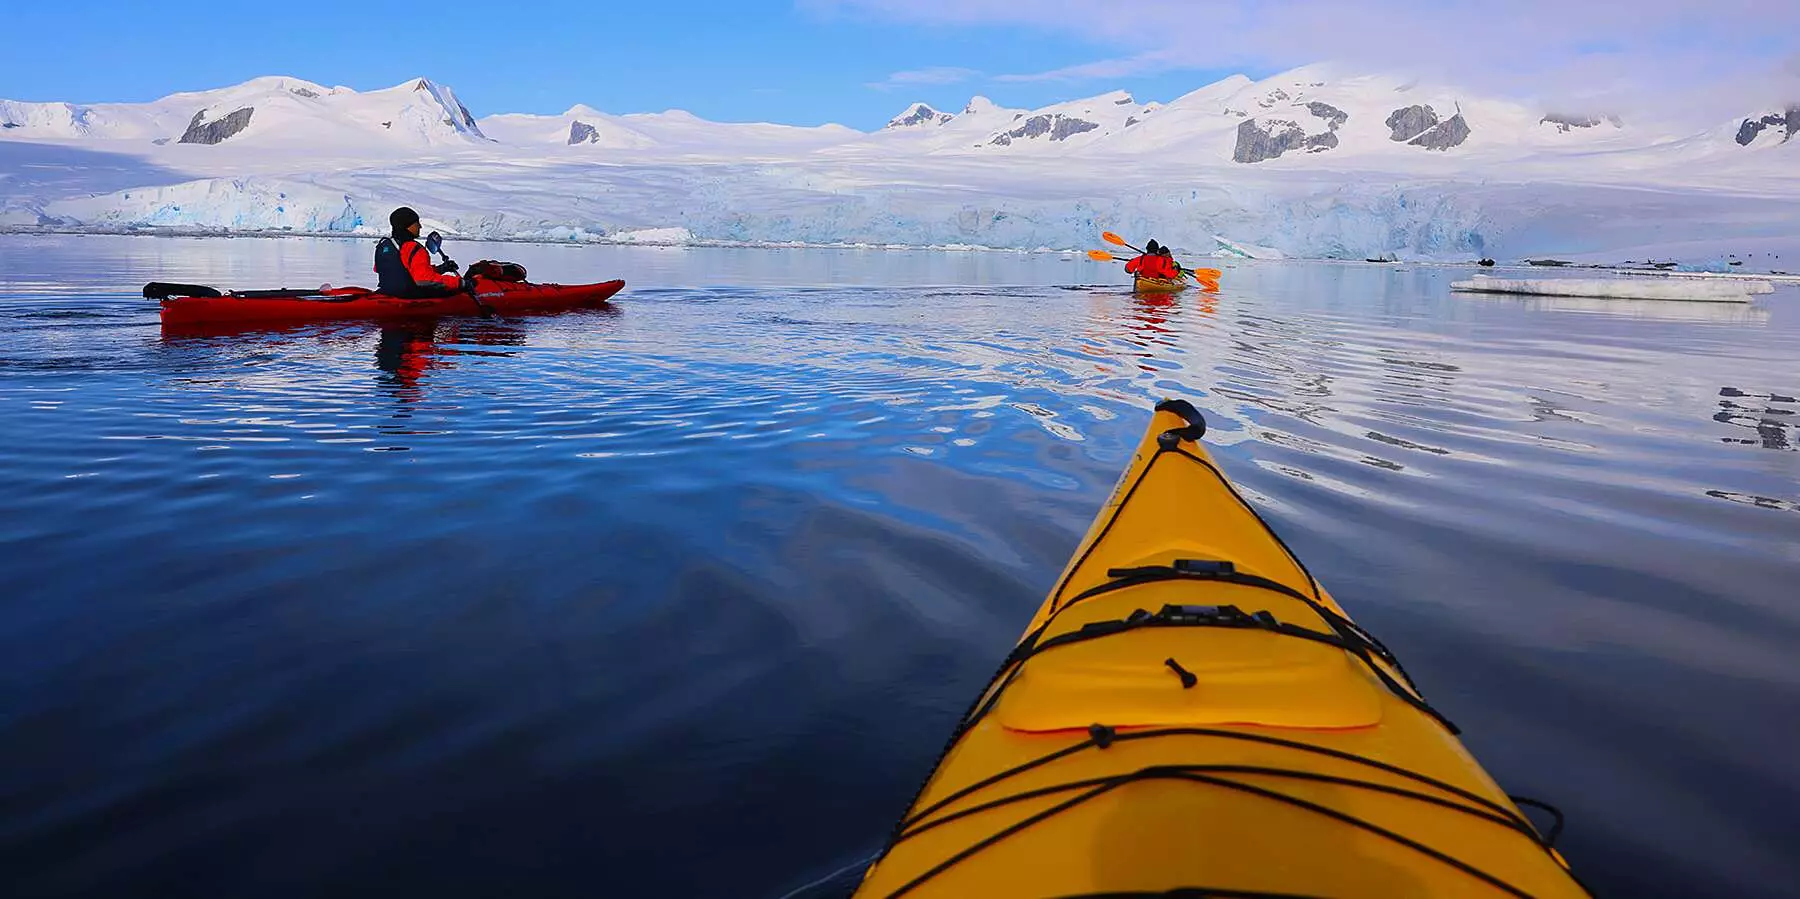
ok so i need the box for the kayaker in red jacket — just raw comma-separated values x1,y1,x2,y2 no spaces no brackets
1125,240,1179,280
374,207,462,296
1157,245,1186,279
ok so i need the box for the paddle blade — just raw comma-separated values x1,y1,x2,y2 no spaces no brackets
425,231,443,256
1087,250,1120,262
144,282,222,300
1188,267,1223,280
1101,231,1130,247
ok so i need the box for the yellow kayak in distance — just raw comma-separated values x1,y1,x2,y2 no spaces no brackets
853,400,1589,899
1132,275,1189,293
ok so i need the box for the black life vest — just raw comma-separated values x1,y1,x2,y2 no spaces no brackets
373,237,452,298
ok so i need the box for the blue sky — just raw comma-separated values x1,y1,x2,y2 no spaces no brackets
3,0,1796,129
0,0,1247,129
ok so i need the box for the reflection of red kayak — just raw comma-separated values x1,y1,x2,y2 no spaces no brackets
157,278,625,326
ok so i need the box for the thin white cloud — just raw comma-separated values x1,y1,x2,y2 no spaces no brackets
994,50,1184,83
866,66,983,91
816,0,1800,124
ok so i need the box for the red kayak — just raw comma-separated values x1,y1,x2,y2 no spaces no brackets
153,278,625,326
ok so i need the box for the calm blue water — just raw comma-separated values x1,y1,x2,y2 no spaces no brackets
1,235,1797,898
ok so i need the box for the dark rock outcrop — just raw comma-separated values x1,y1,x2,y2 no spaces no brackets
1387,105,1438,142
1386,104,1470,150
291,87,320,99
1233,118,1338,163
1540,112,1623,132
1541,113,1600,132
1306,102,1348,129
1737,114,1778,145
569,121,599,144
1735,105,1800,146
990,114,1099,146
1233,101,1348,163
1410,113,1470,150
178,106,254,144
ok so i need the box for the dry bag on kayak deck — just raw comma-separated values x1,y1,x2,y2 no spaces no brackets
468,260,528,282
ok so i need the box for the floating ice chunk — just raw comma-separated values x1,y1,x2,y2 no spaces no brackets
1213,235,1286,259
608,227,693,245
1451,275,1773,303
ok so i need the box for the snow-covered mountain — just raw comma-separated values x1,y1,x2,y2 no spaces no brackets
0,77,485,147
861,96,1031,152
885,103,955,129
3,68,1795,264
876,66,1647,166
479,105,858,157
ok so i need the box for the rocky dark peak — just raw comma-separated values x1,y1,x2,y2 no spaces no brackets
1306,102,1348,129
990,113,1100,146
1409,113,1470,150
179,107,254,145
1735,104,1800,146
291,87,320,99
1233,101,1349,163
569,121,599,145
888,103,953,129
1234,118,1337,163
1387,105,1438,142
1385,104,1470,150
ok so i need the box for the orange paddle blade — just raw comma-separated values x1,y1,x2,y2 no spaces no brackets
1101,231,1131,247
1087,250,1120,262
1189,267,1223,280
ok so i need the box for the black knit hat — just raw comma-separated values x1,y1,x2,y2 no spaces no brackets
1145,239,1161,253
389,206,420,235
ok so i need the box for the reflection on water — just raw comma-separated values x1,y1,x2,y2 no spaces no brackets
373,320,528,399
1716,387,1796,451
0,236,1798,899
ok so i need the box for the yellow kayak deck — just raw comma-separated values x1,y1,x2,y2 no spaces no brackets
854,401,1587,898
1132,275,1189,293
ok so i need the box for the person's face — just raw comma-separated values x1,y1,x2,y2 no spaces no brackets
408,221,422,238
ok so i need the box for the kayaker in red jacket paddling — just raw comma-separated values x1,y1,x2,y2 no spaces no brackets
1125,239,1180,280
374,207,462,297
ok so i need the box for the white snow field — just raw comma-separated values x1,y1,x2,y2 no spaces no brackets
3,69,1797,265
1451,275,1776,302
